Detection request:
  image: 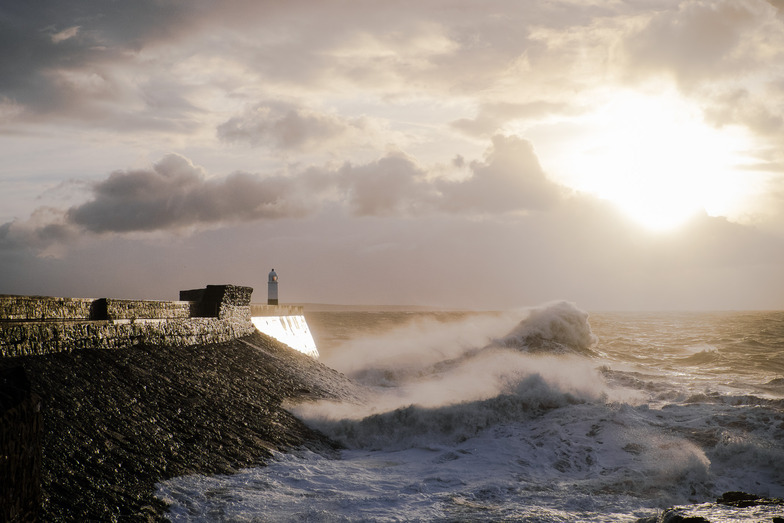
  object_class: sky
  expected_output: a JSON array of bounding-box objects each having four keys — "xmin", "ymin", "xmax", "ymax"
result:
[{"xmin": 1, "ymin": 0, "xmax": 783, "ymax": 311}]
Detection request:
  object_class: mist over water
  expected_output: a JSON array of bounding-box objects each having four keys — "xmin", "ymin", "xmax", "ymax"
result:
[{"xmin": 157, "ymin": 304, "xmax": 784, "ymax": 522}]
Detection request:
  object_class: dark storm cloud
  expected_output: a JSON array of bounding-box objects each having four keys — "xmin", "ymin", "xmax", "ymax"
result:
[
  {"xmin": 217, "ymin": 101, "xmax": 369, "ymax": 150},
  {"xmin": 0, "ymin": 0, "xmax": 632, "ymax": 129},
  {"xmin": 66, "ymin": 154, "xmax": 308, "ymax": 233},
  {"xmin": 0, "ymin": 0, "xmax": 204, "ymax": 124},
  {"xmin": 4, "ymin": 135, "xmax": 564, "ymax": 241}
]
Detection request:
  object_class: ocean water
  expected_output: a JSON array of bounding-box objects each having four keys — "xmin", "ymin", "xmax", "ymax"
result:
[{"xmin": 157, "ymin": 304, "xmax": 784, "ymax": 521}]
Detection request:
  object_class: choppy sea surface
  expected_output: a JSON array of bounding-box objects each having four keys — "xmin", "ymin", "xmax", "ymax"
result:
[{"xmin": 157, "ymin": 304, "xmax": 784, "ymax": 521}]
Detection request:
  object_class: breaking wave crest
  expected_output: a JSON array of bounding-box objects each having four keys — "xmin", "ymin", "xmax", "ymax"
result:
[
  {"xmin": 293, "ymin": 301, "xmax": 616, "ymax": 450},
  {"xmin": 322, "ymin": 300, "xmax": 600, "ymax": 390},
  {"xmin": 493, "ymin": 300, "xmax": 599, "ymax": 355},
  {"xmin": 308, "ymin": 374, "xmax": 590, "ymax": 450}
]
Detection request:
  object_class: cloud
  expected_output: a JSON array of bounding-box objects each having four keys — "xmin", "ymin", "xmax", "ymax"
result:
[
  {"xmin": 0, "ymin": 206, "xmax": 80, "ymax": 259},
  {"xmin": 217, "ymin": 101, "xmax": 371, "ymax": 150},
  {"xmin": 3, "ymin": 135, "xmax": 563, "ymax": 246},
  {"xmin": 64, "ymin": 154, "xmax": 309, "ymax": 233},
  {"xmin": 4, "ymin": 189, "xmax": 783, "ymax": 311},
  {"xmin": 328, "ymin": 135, "xmax": 563, "ymax": 217},
  {"xmin": 701, "ymin": 87, "xmax": 784, "ymax": 148},
  {"xmin": 334, "ymin": 152, "xmax": 434, "ymax": 216},
  {"xmin": 0, "ymin": 0, "xmax": 206, "ymax": 129},
  {"xmin": 4, "ymin": 0, "xmax": 776, "ymax": 142},
  {"xmin": 451, "ymin": 101, "xmax": 571, "ymax": 137},
  {"xmin": 51, "ymin": 25, "xmax": 80, "ymax": 44},
  {"xmin": 0, "ymin": 1, "xmax": 633, "ymax": 132},
  {"xmin": 622, "ymin": 0, "xmax": 774, "ymax": 87},
  {"xmin": 437, "ymin": 135, "xmax": 562, "ymax": 213},
  {"xmin": 2, "ymin": 0, "xmax": 784, "ymax": 311}
]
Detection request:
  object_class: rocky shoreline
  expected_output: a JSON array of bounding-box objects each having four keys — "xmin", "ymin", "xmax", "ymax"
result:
[
  {"xmin": 1, "ymin": 331, "xmax": 360, "ymax": 521},
  {"xmin": 636, "ymin": 491, "xmax": 784, "ymax": 522}
]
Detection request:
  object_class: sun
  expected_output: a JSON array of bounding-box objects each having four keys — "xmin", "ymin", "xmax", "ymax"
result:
[{"xmin": 548, "ymin": 89, "xmax": 753, "ymax": 231}]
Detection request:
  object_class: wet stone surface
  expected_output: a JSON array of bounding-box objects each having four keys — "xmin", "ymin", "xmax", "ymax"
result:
[{"xmin": 1, "ymin": 332, "xmax": 358, "ymax": 522}]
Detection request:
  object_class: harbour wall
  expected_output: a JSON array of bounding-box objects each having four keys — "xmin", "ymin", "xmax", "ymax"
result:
[
  {"xmin": 0, "ymin": 285, "xmax": 319, "ymax": 359},
  {"xmin": 0, "ymin": 284, "xmax": 322, "ymax": 519}
]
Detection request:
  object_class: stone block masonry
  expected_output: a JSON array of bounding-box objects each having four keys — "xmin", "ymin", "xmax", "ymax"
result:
[
  {"xmin": 0, "ymin": 295, "xmax": 192, "ymax": 321},
  {"xmin": 0, "ymin": 285, "xmax": 255, "ymax": 358},
  {"xmin": 182, "ymin": 285, "xmax": 253, "ymax": 322}
]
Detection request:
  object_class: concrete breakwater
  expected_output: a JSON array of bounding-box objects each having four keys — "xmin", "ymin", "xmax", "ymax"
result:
[
  {"xmin": 0, "ymin": 285, "xmax": 319, "ymax": 358},
  {"xmin": 251, "ymin": 304, "xmax": 320, "ymax": 359}
]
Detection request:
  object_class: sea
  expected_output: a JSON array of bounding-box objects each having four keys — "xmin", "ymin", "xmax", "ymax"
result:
[{"xmin": 156, "ymin": 302, "xmax": 784, "ymax": 522}]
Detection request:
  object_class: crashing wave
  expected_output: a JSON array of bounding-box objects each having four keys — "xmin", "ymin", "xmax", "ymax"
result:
[
  {"xmin": 308, "ymin": 373, "xmax": 587, "ymax": 450},
  {"xmin": 493, "ymin": 301, "xmax": 598, "ymax": 355}
]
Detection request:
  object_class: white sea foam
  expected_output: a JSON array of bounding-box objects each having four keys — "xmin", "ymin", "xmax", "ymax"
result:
[
  {"xmin": 320, "ymin": 309, "xmax": 521, "ymax": 381},
  {"xmin": 156, "ymin": 401, "xmax": 717, "ymax": 521},
  {"xmin": 157, "ymin": 307, "xmax": 784, "ymax": 522}
]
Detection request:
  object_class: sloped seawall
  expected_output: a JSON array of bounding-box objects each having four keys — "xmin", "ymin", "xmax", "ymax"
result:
[{"xmin": 1, "ymin": 332, "xmax": 355, "ymax": 521}]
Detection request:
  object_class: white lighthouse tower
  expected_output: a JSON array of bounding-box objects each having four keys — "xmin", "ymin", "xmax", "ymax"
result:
[{"xmin": 267, "ymin": 269, "xmax": 279, "ymax": 305}]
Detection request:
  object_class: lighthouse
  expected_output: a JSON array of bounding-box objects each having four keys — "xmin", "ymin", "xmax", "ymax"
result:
[
  {"xmin": 252, "ymin": 269, "xmax": 319, "ymax": 358},
  {"xmin": 267, "ymin": 269, "xmax": 279, "ymax": 305}
]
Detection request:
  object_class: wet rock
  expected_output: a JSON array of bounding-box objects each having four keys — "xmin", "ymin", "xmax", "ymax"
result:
[
  {"xmin": 716, "ymin": 491, "xmax": 764, "ymax": 507},
  {"xmin": 636, "ymin": 491, "xmax": 784, "ymax": 523}
]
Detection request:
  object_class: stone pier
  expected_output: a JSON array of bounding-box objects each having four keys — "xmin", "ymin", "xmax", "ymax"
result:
[{"xmin": 0, "ymin": 285, "xmax": 255, "ymax": 358}]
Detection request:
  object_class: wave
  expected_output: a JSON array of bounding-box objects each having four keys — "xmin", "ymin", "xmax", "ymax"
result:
[
  {"xmin": 491, "ymin": 301, "xmax": 599, "ymax": 355},
  {"xmin": 678, "ymin": 347, "xmax": 721, "ymax": 365},
  {"xmin": 317, "ymin": 301, "xmax": 601, "ymax": 395},
  {"xmin": 293, "ymin": 301, "xmax": 615, "ymax": 445},
  {"xmin": 293, "ymin": 303, "xmax": 781, "ymax": 501},
  {"xmin": 157, "ymin": 309, "xmax": 784, "ymax": 521},
  {"xmin": 282, "ymin": 397, "xmax": 719, "ymax": 503},
  {"xmin": 306, "ymin": 373, "xmax": 593, "ymax": 450},
  {"xmin": 761, "ymin": 377, "xmax": 784, "ymax": 394},
  {"xmin": 320, "ymin": 311, "xmax": 522, "ymax": 385}
]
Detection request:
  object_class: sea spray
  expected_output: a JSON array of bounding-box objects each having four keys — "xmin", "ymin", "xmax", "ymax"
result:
[
  {"xmin": 321, "ymin": 310, "xmax": 521, "ymax": 381},
  {"xmin": 492, "ymin": 300, "xmax": 599, "ymax": 354},
  {"xmin": 293, "ymin": 301, "xmax": 614, "ymax": 423},
  {"xmin": 157, "ymin": 308, "xmax": 784, "ymax": 522},
  {"xmin": 322, "ymin": 300, "xmax": 599, "ymax": 386}
]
